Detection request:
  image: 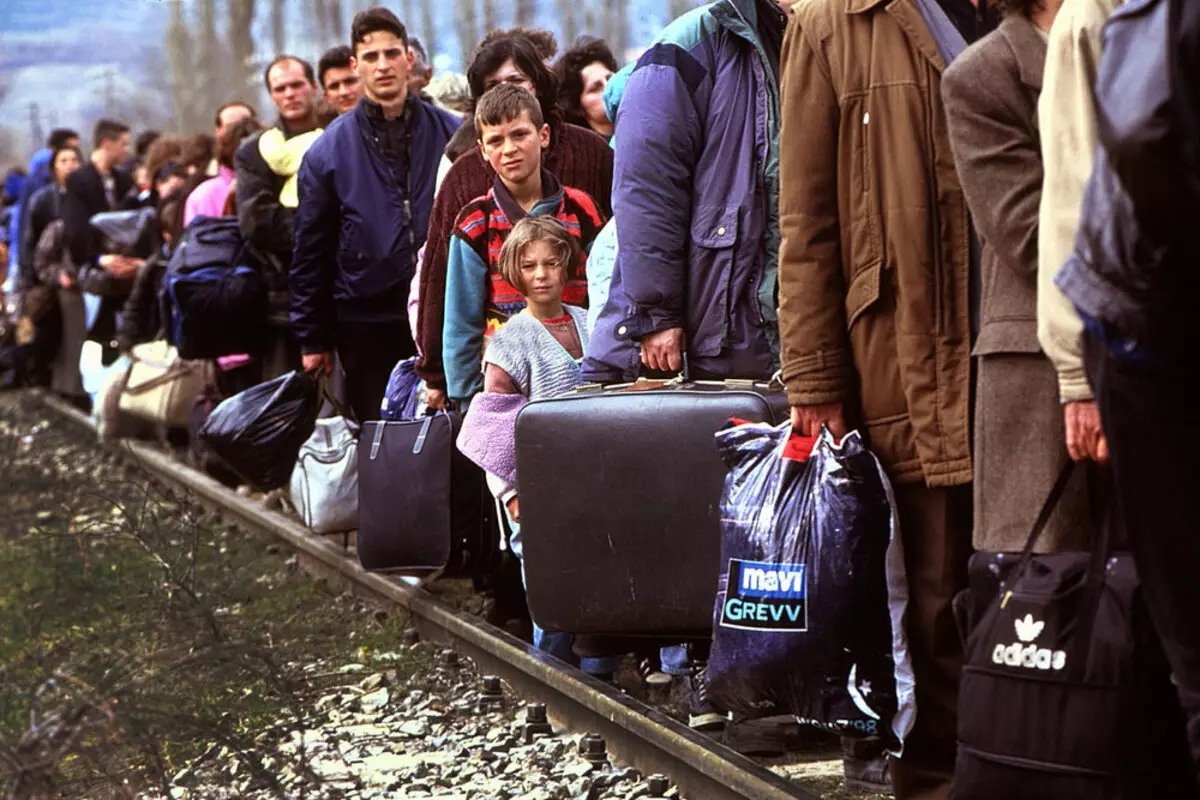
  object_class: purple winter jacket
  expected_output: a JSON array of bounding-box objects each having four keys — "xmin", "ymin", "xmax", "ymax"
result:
[{"xmin": 582, "ymin": 0, "xmax": 783, "ymax": 382}]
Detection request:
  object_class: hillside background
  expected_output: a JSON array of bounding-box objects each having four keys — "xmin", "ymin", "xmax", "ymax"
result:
[{"xmin": 0, "ymin": 0, "xmax": 702, "ymax": 169}]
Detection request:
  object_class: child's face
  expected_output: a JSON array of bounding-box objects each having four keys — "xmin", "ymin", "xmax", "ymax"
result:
[
  {"xmin": 520, "ymin": 239, "xmax": 568, "ymax": 302},
  {"xmin": 479, "ymin": 110, "xmax": 550, "ymax": 187}
]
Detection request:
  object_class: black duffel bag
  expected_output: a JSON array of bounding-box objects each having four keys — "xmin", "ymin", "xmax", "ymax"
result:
[{"xmin": 952, "ymin": 462, "xmax": 1196, "ymax": 799}]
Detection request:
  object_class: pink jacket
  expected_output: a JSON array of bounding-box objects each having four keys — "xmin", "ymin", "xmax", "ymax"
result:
[{"xmin": 183, "ymin": 165, "xmax": 236, "ymax": 227}]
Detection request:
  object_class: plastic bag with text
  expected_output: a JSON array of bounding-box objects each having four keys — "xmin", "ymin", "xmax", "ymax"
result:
[{"xmin": 708, "ymin": 422, "xmax": 914, "ymax": 752}]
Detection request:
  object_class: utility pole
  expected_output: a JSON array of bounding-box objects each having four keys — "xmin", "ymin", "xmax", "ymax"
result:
[{"xmin": 28, "ymin": 102, "xmax": 43, "ymax": 151}]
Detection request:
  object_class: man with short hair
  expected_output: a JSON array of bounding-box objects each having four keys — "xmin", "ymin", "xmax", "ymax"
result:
[
  {"xmin": 318, "ymin": 45, "xmax": 363, "ymax": 115},
  {"xmin": 61, "ymin": 118, "xmax": 140, "ymax": 363},
  {"xmin": 234, "ymin": 56, "xmax": 323, "ymax": 378},
  {"xmin": 291, "ymin": 7, "xmax": 460, "ymax": 421},
  {"xmin": 62, "ymin": 119, "xmax": 136, "ymax": 272},
  {"xmin": 47, "ymin": 128, "xmax": 81, "ymax": 151},
  {"xmin": 216, "ymin": 101, "xmax": 256, "ymax": 137},
  {"xmin": 408, "ymin": 37, "xmax": 434, "ymax": 97},
  {"xmin": 235, "ymin": 55, "xmax": 322, "ymax": 271}
]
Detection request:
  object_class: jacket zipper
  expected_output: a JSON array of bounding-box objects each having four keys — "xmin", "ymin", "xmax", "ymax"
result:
[
  {"xmin": 368, "ymin": 125, "xmax": 417, "ymax": 265},
  {"xmin": 925, "ymin": 65, "xmax": 944, "ymax": 336}
]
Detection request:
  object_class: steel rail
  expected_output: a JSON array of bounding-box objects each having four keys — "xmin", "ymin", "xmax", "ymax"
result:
[{"xmin": 38, "ymin": 392, "xmax": 820, "ymax": 800}]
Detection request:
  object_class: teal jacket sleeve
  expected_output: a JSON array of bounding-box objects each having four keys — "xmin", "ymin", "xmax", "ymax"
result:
[{"xmin": 443, "ymin": 234, "xmax": 490, "ymax": 403}]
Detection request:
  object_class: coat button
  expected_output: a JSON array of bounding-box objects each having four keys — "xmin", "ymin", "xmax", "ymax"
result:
[
  {"xmin": 717, "ymin": 226, "xmax": 726, "ymax": 236},
  {"xmin": 617, "ymin": 325, "xmax": 627, "ymax": 336}
]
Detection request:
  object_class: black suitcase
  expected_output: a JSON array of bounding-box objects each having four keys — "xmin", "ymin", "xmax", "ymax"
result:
[
  {"xmin": 357, "ymin": 414, "xmax": 491, "ymax": 575},
  {"xmin": 515, "ymin": 378, "xmax": 790, "ymax": 636}
]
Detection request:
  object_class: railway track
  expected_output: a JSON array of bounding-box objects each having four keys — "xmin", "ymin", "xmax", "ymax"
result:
[{"xmin": 39, "ymin": 391, "xmax": 826, "ymax": 800}]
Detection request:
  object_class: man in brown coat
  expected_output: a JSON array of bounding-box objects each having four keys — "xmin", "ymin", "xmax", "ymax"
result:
[{"xmin": 778, "ymin": 0, "xmax": 993, "ymax": 796}]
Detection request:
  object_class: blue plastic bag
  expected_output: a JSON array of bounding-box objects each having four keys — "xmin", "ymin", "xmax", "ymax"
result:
[
  {"xmin": 708, "ymin": 422, "xmax": 914, "ymax": 752},
  {"xmin": 380, "ymin": 357, "xmax": 425, "ymax": 421}
]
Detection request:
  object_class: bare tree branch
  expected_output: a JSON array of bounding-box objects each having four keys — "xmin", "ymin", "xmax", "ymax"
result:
[
  {"xmin": 228, "ymin": 0, "xmax": 257, "ymax": 105},
  {"xmin": 271, "ymin": 0, "xmax": 286, "ymax": 55}
]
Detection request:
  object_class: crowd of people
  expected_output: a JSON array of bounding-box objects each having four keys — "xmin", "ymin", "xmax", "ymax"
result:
[{"xmin": 2, "ymin": 0, "xmax": 1199, "ymax": 797}]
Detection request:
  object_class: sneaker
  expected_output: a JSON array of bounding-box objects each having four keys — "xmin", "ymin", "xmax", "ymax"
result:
[
  {"xmin": 637, "ymin": 657, "xmax": 673, "ymax": 688},
  {"xmin": 684, "ymin": 663, "xmax": 725, "ymax": 731}
]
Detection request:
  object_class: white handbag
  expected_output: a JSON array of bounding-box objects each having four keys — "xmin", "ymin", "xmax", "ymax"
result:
[
  {"xmin": 118, "ymin": 340, "xmax": 213, "ymax": 428},
  {"xmin": 289, "ymin": 415, "xmax": 359, "ymax": 534}
]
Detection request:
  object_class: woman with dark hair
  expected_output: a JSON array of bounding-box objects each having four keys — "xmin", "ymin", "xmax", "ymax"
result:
[
  {"xmin": 20, "ymin": 146, "xmax": 81, "ymax": 285},
  {"xmin": 22, "ymin": 145, "xmax": 84, "ymax": 401},
  {"xmin": 439, "ymin": 28, "xmax": 563, "ymax": 172},
  {"xmin": 417, "ymin": 27, "xmax": 614, "ymax": 412},
  {"xmin": 555, "ymin": 37, "xmax": 618, "ymax": 140}
]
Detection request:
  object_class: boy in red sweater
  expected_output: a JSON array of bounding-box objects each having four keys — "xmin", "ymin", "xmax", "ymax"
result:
[{"xmin": 441, "ymin": 83, "xmax": 605, "ymax": 406}]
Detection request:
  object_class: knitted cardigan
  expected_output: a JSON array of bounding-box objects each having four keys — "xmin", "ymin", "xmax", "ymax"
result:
[
  {"xmin": 415, "ymin": 120, "xmax": 613, "ymax": 390},
  {"xmin": 456, "ymin": 305, "xmax": 590, "ymax": 498}
]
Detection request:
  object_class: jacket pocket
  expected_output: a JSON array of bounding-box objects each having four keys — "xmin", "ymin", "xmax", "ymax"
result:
[
  {"xmin": 845, "ymin": 260, "xmax": 883, "ymax": 331},
  {"xmin": 844, "ymin": 262, "xmax": 908, "ymax": 432},
  {"xmin": 687, "ymin": 205, "xmax": 738, "ymax": 358}
]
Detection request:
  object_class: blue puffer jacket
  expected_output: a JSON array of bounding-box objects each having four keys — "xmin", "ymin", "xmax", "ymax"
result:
[
  {"xmin": 583, "ymin": 0, "xmax": 783, "ymax": 382},
  {"xmin": 291, "ymin": 97, "xmax": 461, "ymax": 353}
]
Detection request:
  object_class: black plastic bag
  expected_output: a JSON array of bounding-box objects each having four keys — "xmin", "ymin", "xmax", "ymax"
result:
[
  {"xmin": 198, "ymin": 371, "xmax": 321, "ymax": 490},
  {"xmin": 89, "ymin": 208, "xmax": 161, "ymax": 258},
  {"xmin": 708, "ymin": 422, "xmax": 914, "ymax": 751}
]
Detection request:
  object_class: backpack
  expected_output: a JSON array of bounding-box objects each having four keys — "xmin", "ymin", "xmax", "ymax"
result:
[{"xmin": 160, "ymin": 216, "xmax": 268, "ymax": 359}]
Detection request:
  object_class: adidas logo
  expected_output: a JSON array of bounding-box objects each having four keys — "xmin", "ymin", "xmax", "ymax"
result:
[
  {"xmin": 992, "ymin": 613, "xmax": 1067, "ymax": 671},
  {"xmin": 1015, "ymin": 613, "xmax": 1044, "ymax": 643}
]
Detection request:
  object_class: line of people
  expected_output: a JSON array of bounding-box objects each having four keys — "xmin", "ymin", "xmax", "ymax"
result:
[{"xmin": 3, "ymin": 0, "xmax": 1199, "ymax": 797}]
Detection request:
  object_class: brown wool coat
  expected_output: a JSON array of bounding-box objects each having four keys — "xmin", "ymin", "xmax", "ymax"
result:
[
  {"xmin": 942, "ymin": 15, "xmax": 1092, "ymax": 552},
  {"xmin": 778, "ymin": 0, "xmax": 973, "ymax": 487}
]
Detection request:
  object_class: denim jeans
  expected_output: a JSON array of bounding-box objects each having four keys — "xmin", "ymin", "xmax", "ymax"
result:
[{"xmin": 505, "ymin": 509, "xmax": 620, "ymax": 677}]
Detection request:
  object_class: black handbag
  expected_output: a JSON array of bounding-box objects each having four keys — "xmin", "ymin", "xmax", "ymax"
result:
[
  {"xmin": 357, "ymin": 413, "xmax": 492, "ymax": 576},
  {"xmin": 951, "ymin": 462, "xmax": 1195, "ymax": 799}
]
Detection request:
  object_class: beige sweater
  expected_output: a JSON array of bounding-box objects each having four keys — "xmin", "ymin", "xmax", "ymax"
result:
[{"xmin": 1036, "ymin": 0, "xmax": 1122, "ymax": 402}]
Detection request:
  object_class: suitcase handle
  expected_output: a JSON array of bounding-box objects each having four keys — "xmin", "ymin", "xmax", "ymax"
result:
[
  {"xmin": 576, "ymin": 369, "xmax": 785, "ymax": 394},
  {"xmin": 413, "ymin": 414, "xmax": 434, "ymax": 455},
  {"xmin": 369, "ymin": 421, "xmax": 386, "ymax": 461}
]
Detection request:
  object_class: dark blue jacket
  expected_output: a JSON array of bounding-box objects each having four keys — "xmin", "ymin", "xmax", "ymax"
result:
[{"xmin": 291, "ymin": 97, "xmax": 461, "ymax": 353}]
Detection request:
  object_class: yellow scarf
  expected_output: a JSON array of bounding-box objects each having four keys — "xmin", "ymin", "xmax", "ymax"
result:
[{"xmin": 258, "ymin": 127, "xmax": 323, "ymax": 208}]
